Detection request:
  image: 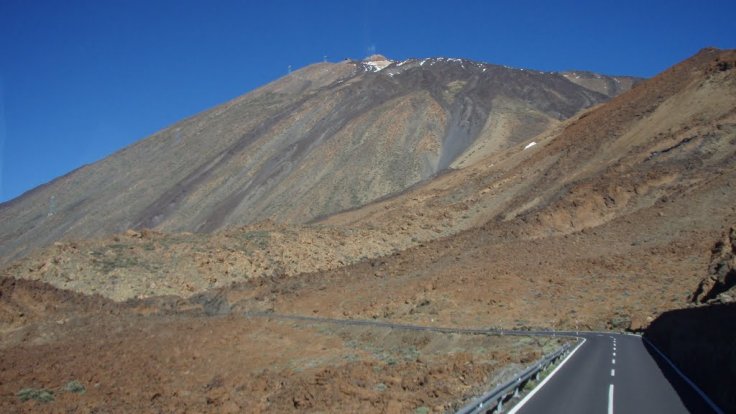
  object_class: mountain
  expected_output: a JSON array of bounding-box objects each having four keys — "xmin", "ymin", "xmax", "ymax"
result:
[
  {"xmin": 2, "ymin": 48, "xmax": 735, "ymax": 413},
  {"xmin": 3, "ymin": 48, "xmax": 733, "ymax": 310},
  {"xmin": 0, "ymin": 55, "xmax": 636, "ymax": 264}
]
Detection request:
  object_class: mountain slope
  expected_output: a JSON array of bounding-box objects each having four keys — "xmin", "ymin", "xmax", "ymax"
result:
[
  {"xmin": 326, "ymin": 48, "xmax": 736, "ymax": 237},
  {"xmin": 0, "ymin": 56, "xmax": 635, "ymax": 263},
  {"xmin": 203, "ymin": 48, "xmax": 734, "ymax": 337},
  {"xmin": 301, "ymin": 47, "xmax": 736, "ymax": 326}
]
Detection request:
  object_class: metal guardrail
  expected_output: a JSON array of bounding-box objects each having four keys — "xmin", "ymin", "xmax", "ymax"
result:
[{"xmin": 456, "ymin": 341, "xmax": 575, "ymax": 414}]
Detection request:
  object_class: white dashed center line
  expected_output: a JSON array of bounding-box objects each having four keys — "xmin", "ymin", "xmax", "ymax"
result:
[
  {"xmin": 608, "ymin": 384, "xmax": 614, "ymax": 414},
  {"xmin": 612, "ymin": 359, "xmax": 616, "ymax": 364},
  {"xmin": 611, "ymin": 369, "xmax": 615, "ymax": 377}
]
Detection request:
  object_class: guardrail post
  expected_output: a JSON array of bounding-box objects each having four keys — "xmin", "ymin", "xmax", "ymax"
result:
[
  {"xmin": 514, "ymin": 386, "xmax": 519, "ymax": 398},
  {"xmin": 497, "ymin": 398, "xmax": 503, "ymax": 412}
]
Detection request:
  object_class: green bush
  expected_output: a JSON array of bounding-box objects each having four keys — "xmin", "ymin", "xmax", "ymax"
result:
[
  {"xmin": 63, "ymin": 380, "xmax": 85, "ymax": 394},
  {"xmin": 17, "ymin": 388, "xmax": 54, "ymax": 403}
]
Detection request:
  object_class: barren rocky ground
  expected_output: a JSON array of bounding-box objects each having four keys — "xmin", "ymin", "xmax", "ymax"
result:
[{"xmin": 0, "ymin": 278, "xmax": 567, "ymax": 413}]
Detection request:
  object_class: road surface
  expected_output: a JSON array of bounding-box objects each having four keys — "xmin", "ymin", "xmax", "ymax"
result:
[{"xmin": 510, "ymin": 332, "xmax": 721, "ymax": 414}]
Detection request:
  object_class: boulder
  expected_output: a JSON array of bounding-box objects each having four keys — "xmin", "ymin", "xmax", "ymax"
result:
[{"xmin": 692, "ymin": 227, "xmax": 736, "ymax": 304}]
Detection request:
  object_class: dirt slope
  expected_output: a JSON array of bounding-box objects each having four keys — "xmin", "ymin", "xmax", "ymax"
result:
[{"xmin": 0, "ymin": 278, "xmax": 566, "ymax": 413}]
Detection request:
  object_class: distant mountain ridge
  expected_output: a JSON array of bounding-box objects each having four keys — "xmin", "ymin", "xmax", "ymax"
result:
[{"xmin": 0, "ymin": 55, "xmax": 638, "ymax": 263}]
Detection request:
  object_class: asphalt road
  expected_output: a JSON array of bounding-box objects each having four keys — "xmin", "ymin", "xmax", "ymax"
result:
[{"xmin": 510, "ymin": 332, "xmax": 721, "ymax": 414}]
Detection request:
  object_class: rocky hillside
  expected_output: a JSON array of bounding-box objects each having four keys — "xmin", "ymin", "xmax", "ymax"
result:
[{"xmin": 0, "ymin": 55, "xmax": 635, "ymax": 264}]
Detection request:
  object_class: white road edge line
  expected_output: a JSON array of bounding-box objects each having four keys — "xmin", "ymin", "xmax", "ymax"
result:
[
  {"xmin": 642, "ymin": 337, "xmax": 725, "ymax": 414},
  {"xmin": 608, "ymin": 384, "xmax": 614, "ymax": 414},
  {"xmin": 507, "ymin": 338, "xmax": 587, "ymax": 414}
]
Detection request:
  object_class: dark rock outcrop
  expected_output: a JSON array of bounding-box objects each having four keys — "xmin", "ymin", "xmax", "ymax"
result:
[{"xmin": 692, "ymin": 227, "xmax": 736, "ymax": 304}]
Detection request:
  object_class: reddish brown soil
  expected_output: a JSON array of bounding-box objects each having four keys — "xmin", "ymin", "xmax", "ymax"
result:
[{"xmin": 0, "ymin": 278, "xmax": 565, "ymax": 413}]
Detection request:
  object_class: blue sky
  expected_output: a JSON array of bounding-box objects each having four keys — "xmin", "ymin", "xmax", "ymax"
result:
[{"xmin": 0, "ymin": 0, "xmax": 734, "ymax": 202}]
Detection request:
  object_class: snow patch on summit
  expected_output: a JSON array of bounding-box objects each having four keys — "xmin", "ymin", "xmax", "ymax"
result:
[
  {"xmin": 361, "ymin": 55, "xmax": 393, "ymax": 72},
  {"xmin": 363, "ymin": 60, "xmax": 392, "ymax": 72}
]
